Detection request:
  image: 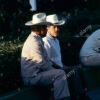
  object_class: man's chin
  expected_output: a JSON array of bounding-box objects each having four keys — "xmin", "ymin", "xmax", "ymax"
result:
[{"xmin": 54, "ymin": 35, "xmax": 58, "ymax": 38}]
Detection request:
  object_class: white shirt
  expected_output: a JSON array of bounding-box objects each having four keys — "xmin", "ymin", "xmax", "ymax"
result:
[
  {"xmin": 43, "ymin": 33, "xmax": 63, "ymax": 67},
  {"xmin": 80, "ymin": 29, "xmax": 100, "ymax": 57}
]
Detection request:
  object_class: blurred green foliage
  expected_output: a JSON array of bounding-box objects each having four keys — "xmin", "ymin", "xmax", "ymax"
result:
[{"xmin": 0, "ymin": 36, "xmax": 24, "ymax": 95}]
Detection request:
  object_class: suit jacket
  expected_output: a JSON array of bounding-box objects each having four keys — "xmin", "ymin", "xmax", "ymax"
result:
[{"xmin": 21, "ymin": 32, "xmax": 53, "ymax": 79}]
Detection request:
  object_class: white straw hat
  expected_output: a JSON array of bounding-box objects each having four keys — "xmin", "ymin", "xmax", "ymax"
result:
[
  {"xmin": 46, "ymin": 14, "xmax": 65, "ymax": 25},
  {"xmin": 25, "ymin": 13, "xmax": 52, "ymax": 26}
]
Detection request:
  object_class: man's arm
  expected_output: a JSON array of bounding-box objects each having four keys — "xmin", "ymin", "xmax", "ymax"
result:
[{"xmin": 30, "ymin": 39, "xmax": 51, "ymax": 69}]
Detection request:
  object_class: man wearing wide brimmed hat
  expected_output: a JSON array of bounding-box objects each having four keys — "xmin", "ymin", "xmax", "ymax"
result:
[
  {"xmin": 43, "ymin": 14, "xmax": 65, "ymax": 68},
  {"xmin": 43, "ymin": 14, "xmax": 90, "ymax": 100},
  {"xmin": 21, "ymin": 13, "xmax": 70, "ymax": 100}
]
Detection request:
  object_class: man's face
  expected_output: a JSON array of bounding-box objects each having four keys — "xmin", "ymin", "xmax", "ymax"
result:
[{"xmin": 47, "ymin": 25, "xmax": 59, "ymax": 37}]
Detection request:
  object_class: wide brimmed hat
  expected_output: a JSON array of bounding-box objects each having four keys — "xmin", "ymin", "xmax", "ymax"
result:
[
  {"xmin": 46, "ymin": 14, "xmax": 65, "ymax": 25},
  {"xmin": 25, "ymin": 13, "xmax": 52, "ymax": 26}
]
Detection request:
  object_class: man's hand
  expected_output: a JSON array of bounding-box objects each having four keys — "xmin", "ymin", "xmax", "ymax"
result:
[{"xmin": 52, "ymin": 61, "xmax": 61, "ymax": 69}]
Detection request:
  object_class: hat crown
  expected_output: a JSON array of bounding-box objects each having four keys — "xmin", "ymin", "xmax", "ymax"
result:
[
  {"xmin": 32, "ymin": 13, "xmax": 46, "ymax": 24},
  {"xmin": 46, "ymin": 14, "xmax": 65, "ymax": 25},
  {"xmin": 46, "ymin": 14, "xmax": 59, "ymax": 24}
]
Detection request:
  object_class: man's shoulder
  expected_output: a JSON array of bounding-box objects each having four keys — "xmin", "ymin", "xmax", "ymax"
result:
[
  {"xmin": 29, "ymin": 33, "xmax": 41, "ymax": 41},
  {"xmin": 87, "ymin": 29, "xmax": 100, "ymax": 41},
  {"xmin": 43, "ymin": 37, "xmax": 52, "ymax": 48},
  {"xmin": 92, "ymin": 29, "xmax": 100, "ymax": 36},
  {"xmin": 24, "ymin": 34, "xmax": 41, "ymax": 47}
]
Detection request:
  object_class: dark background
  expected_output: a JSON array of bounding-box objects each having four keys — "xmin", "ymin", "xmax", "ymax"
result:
[{"xmin": 0, "ymin": 0, "xmax": 100, "ymax": 96}]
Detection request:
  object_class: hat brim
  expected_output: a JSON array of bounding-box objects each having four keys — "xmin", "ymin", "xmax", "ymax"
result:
[
  {"xmin": 52, "ymin": 20, "xmax": 65, "ymax": 26},
  {"xmin": 25, "ymin": 21, "xmax": 52, "ymax": 26}
]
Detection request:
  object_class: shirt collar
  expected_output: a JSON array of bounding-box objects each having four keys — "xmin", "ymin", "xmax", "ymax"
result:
[
  {"xmin": 31, "ymin": 32, "xmax": 43, "ymax": 41},
  {"xmin": 31, "ymin": 32, "xmax": 41, "ymax": 38},
  {"xmin": 46, "ymin": 32, "xmax": 56, "ymax": 40}
]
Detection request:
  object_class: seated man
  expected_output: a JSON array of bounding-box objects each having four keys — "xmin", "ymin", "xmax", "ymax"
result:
[
  {"xmin": 21, "ymin": 12, "xmax": 70, "ymax": 100},
  {"xmin": 80, "ymin": 29, "xmax": 100, "ymax": 67},
  {"xmin": 43, "ymin": 14, "xmax": 90, "ymax": 100}
]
